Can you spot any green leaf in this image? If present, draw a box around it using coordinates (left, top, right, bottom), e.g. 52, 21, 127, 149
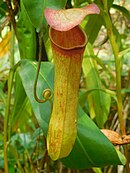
21, 0, 45, 28
11, 72, 29, 131
94, 0, 114, 9
61, 106, 125, 169
113, 25, 122, 51
8, 142, 26, 173
16, 0, 36, 60
84, 14, 103, 44
116, 149, 126, 165
73, 0, 88, 7
79, 88, 117, 108
107, 0, 114, 9
19, 60, 54, 134
0, 157, 4, 170
92, 167, 103, 173
18, 60, 125, 169
82, 44, 111, 128
122, 88, 130, 94
46, 0, 67, 9
112, 4, 130, 21
21, 0, 67, 29
0, 87, 6, 105
0, 1, 7, 20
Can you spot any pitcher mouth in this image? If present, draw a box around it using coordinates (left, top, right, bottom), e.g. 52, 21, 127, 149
49, 26, 87, 51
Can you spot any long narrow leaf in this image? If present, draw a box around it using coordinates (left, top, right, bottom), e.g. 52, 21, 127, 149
112, 4, 130, 21
84, 15, 103, 44
82, 56, 111, 128
11, 72, 28, 130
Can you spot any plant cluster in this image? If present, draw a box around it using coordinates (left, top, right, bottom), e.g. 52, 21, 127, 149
0, 0, 130, 173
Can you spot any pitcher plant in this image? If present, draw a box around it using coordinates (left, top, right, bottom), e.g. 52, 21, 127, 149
44, 3, 100, 160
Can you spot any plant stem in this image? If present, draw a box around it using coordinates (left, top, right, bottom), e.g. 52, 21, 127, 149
5, 0, 16, 33
102, 2, 129, 171
10, 26, 15, 67
4, 27, 15, 173
108, 23, 125, 135
4, 70, 14, 173
8, 26, 15, 140
103, 0, 126, 138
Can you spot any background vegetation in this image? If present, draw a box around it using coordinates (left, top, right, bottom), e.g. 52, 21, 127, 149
0, 0, 130, 172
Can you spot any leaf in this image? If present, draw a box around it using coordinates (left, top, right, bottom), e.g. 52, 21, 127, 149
19, 60, 54, 134
21, 0, 67, 29
0, 86, 6, 105
79, 88, 117, 108
44, 4, 100, 31
84, 14, 103, 44
73, 0, 88, 7
112, 4, 130, 21
0, 0, 7, 19
92, 167, 103, 173
119, 48, 130, 58
7, 144, 22, 172
45, 0, 67, 9
11, 72, 29, 131
106, 0, 114, 9
21, 0, 45, 28
16, 0, 36, 60
18, 60, 125, 169
61, 106, 126, 169
82, 44, 111, 127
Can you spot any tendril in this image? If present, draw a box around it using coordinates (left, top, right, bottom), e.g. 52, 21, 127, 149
34, 29, 52, 103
